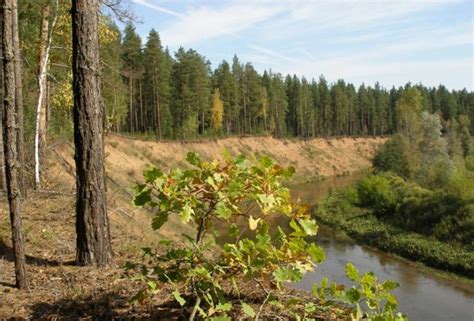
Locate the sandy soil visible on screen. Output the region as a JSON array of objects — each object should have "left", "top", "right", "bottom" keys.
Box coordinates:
[{"left": 0, "top": 135, "right": 384, "bottom": 319}]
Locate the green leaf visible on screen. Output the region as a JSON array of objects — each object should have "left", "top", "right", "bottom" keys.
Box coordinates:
[
  {"left": 147, "top": 280, "right": 159, "bottom": 293},
  {"left": 346, "top": 288, "right": 361, "bottom": 303},
  {"left": 143, "top": 167, "right": 163, "bottom": 183},
  {"left": 186, "top": 152, "right": 202, "bottom": 166},
  {"left": 307, "top": 244, "right": 326, "bottom": 263},
  {"left": 257, "top": 193, "right": 275, "bottom": 207},
  {"left": 152, "top": 212, "right": 168, "bottom": 230},
  {"left": 133, "top": 188, "right": 151, "bottom": 207},
  {"left": 180, "top": 203, "right": 194, "bottom": 223},
  {"left": 382, "top": 280, "right": 400, "bottom": 291},
  {"left": 241, "top": 302, "right": 256, "bottom": 317},
  {"left": 299, "top": 219, "right": 319, "bottom": 236},
  {"left": 289, "top": 219, "right": 305, "bottom": 237},
  {"left": 172, "top": 290, "right": 186, "bottom": 306},
  {"left": 215, "top": 302, "right": 232, "bottom": 312},
  {"left": 346, "top": 263, "right": 359, "bottom": 282},
  {"left": 211, "top": 316, "right": 231, "bottom": 321},
  {"left": 215, "top": 202, "right": 231, "bottom": 219},
  {"left": 274, "top": 267, "right": 302, "bottom": 283},
  {"left": 229, "top": 223, "right": 239, "bottom": 237}
]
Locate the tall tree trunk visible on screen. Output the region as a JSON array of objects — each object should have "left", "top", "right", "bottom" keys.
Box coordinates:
[
  {"left": 11, "top": 0, "right": 25, "bottom": 197},
  {"left": 71, "top": 0, "right": 113, "bottom": 266},
  {"left": 2, "top": 0, "right": 27, "bottom": 289},
  {"left": 139, "top": 80, "right": 143, "bottom": 132},
  {"left": 34, "top": 3, "right": 57, "bottom": 189},
  {"left": 0, "top": 10, "right": 6, "bottom": 192},
  {"left": 128, "top": 76, "right": 133, "bottom": 133}
]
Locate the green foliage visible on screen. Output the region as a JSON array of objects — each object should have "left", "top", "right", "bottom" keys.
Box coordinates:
[
  {"left": 312, "top": 263, "right": 407, "bottom": 321},
  {"left": 127, "top": 154, "right": 404, "bottom": 319},
  {"left": 128, "top": 153, "right": 316, "bottom": 318},
  {"left": 356, "top": 175, "right": 396, "bottom": 218},
  {"left": 373, "top": 135, "right": 410, "bottom": 178},
  {"left": 315, "top": 180, "right": 474, "bottom": 277}
]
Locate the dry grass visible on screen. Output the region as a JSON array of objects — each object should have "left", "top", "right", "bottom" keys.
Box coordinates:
[{"left": 0, "top": 135, "right": 382, "bottom": 319}]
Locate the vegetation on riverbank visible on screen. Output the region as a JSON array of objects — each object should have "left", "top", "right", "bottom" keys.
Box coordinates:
[
  {"left": 127, "top": 152, "right": 407, "bottom": 320},
  {"left": 313, "top": 88, "right": 473, "bottom": 278},
  {"left": 314, "top": 183, "right": 474, "bottom": 278}
]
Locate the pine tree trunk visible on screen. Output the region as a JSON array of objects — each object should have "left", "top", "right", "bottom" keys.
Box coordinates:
[
  {"left": 11, "top": 0, "right": 25, "bottom": 197},
  {"left": 72, "top": 0, "right": 113, "bottom": 266},
  {"left": 0, "top": 10, "right": 6, "bottom": 192},
  {"left": 128, "top": 76, "right": 133, "bottom": 133},
  {"left": 2, "top": 0, "right": 27, "bottom": 289}
]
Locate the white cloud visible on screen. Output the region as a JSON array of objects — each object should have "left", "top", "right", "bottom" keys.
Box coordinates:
[
  {"left": 133, "top": 0, "right": 183, "bottom": 18},
  {"left": 133, "top": 0, "right": 472, "bottom": 89},
  {"left": 135, "top": 0, "right": 285, "bottom": 47}
]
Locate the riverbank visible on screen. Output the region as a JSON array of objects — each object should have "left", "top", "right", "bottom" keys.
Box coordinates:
[
  {"left": 313, "top": 188, "right": 474, "bottom": 279},
  {"left": 0, "top": 135, "right": 386, "bottom": 319}
]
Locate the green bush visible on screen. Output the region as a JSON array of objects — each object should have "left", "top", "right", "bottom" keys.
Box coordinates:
[
  {"left": 373, "top": 136, "right": 410, "bottom": 178},
  {"left": 356, "top": 175, "right": 397, "bottom": 218},
  {"left": 314, "top": 188, "right": 474, "bottom": 278},
  {"left": 126, "top": 153, "right": 405, "bottom": 320}
]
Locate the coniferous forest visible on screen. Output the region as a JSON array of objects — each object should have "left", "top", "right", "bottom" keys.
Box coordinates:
[
  {"left": 1, "top": 1, "right": 473, "bottom": 320},
  {"left": 11, "top": 2, "right": 474, "bottom": 146}
]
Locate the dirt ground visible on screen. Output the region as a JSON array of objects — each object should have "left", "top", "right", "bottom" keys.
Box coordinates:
[{"left": 0, "top": 135, "right": 383, "bottom": 319}]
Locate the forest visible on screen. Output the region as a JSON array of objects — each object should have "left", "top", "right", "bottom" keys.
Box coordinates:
[
  {"left": 1, "top": 0, "right": 473, "bottom": 320},
  {"left": 11, "top": 1, "right": 474, "bottom": 147}
]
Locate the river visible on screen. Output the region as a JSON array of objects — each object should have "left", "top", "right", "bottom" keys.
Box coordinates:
[{"left": 289, "top": 176, "right": 474, "bottom": 321}]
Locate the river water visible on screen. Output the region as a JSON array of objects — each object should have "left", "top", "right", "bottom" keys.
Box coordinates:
[{"left": 289, "top": 176, "right": 474, "bottom": 321}]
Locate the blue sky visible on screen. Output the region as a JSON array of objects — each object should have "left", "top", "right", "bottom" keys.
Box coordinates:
[{"left": 128, "top": 0, "right": 473, "bottom": 90}]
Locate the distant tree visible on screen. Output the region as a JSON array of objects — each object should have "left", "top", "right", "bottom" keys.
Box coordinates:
[
  {"left": 170, "top": 48, "right": 211, "bottom": 138},
  {"left": 457, "top": 115, "right": 471, "bottom": 157},
  {"left": 142, "top": 29, "right": 172, "bottom": 138},
  {"left": 121, "top": 23, "right": 143, "bottom": 134},
  {"left": 72, "top": 0, "right": 113, "bottom": 266},
  {"left": 101, "top": 19, "right": 128, "bottom": 132},
  {"left": 211, "top": 88, "right": 224, "bottom": 131},
  {"left": 415, "top": 112, "right": 454, "bottom": 188},
  {"left": 373, "top": 135, "right": 410, "bottom": 178},
  {"left": 396, "top": 87, "right": 423, "bottom": 144}
]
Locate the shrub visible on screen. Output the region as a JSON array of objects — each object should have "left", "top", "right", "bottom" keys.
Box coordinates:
[
  {"left": 126, "top": 153, "right": 405, "bottom": 320},
  {"left": 373, "top": 136, "right": 410, "bottom": 178},
  {"left": 356, "top": 175, "right": 397, "bottom": 218}
]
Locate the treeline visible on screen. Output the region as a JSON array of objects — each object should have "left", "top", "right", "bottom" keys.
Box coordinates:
[
  {"left": 314, "top": 87, "right": 474, "bottom": 277},
  {"left": 12, "top": 6, "right": 474, "bottom": 144},
  {"left": 113, "top": 24, "right": 474, "bottom": 139}
]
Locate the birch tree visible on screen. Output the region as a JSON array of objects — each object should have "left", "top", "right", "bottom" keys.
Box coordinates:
[{"left": 34, "top": 0, "right": 58, "bottom": 189}]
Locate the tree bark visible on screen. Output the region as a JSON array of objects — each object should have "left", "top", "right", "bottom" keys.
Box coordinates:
[
  {"left": 34, "top": 3, "right": 57, "bottom": 189},
  {"left": 2, "top": 0, "right": 27, "bottom": 289},
  {"left": 11, "top": 0, "right": 25, "bottom": 197},
  {"left": 0, "top": 9, "right": 6, "bottom": 192},
  {"left": 71, "top": 0, "right": 113, "bottom": 266}
]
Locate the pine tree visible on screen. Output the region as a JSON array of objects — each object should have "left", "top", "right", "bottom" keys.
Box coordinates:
[{"left": 72, "top": 0, "right": 113, "bottom": 266}]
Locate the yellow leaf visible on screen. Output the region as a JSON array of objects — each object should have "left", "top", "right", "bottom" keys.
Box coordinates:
[{"left": 249, "top": 216, "right": 260, "bottom": 230}]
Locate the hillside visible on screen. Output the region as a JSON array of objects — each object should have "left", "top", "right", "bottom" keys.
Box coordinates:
[
  {"left": 52, "top": 135, "right": 385, "bottom": 186},
  {"left": 0, "top": 135, "right": 384, "bottom": 319}
]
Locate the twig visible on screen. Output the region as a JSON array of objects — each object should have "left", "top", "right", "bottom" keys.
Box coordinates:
[
  {"left": 256, "top": 293, "right": 271, "bottom": 321},
  {"left": 189, "top": 296, "right": 201, "bottom": 321}
]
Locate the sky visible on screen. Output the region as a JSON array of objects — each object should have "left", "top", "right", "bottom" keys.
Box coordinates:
[{"left": 127, "top": 0, "right": 473, "bottom": 90}]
